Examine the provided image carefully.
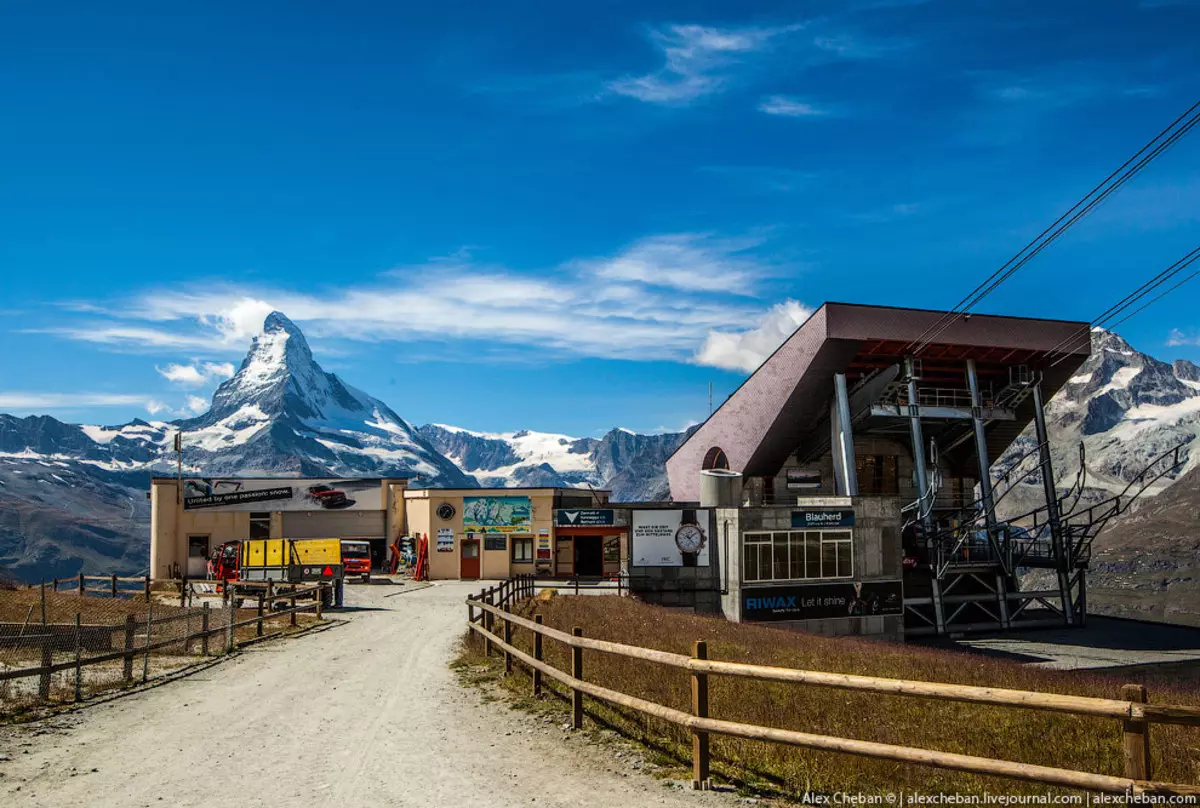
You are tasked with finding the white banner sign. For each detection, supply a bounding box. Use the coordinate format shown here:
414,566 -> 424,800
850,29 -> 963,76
182,478 -> 383,512
632,510 -> 711,567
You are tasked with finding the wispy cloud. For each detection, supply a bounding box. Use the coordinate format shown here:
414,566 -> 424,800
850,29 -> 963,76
1167,328 -> 1200,347
46,233 -> 804,371
693,300 -> 812,372
0,392 -> 155,412
758,95 -> 831,117
608,23 -> 801,104
579,233 -> 773,293
146,396 -> 209,418
156,361 -> 236,386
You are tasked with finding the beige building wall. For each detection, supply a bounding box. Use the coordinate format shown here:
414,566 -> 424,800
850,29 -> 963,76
404,488 -> 593,581
151,477 -> 407,578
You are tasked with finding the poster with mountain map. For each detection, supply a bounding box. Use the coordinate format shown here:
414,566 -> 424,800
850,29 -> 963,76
463,496 -> 532,533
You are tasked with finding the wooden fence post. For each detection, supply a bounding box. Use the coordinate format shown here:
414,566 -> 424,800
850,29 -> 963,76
571,626 -> 584,730
180,576 -> 189,608
226,598 -> 236,653
503,604 -> 513,675
1122,683 -> 1152,781
39,635 -> 52,700
256,592 -> 265,637
142,600 -> 153,683
533,614 -> 544,697
289,594 -> 297,627
575,577 -> 580,597
78,571 -> 85,596
484,589 -> 494,657
111,573 -> 118,598
74,613 -> 83,703
144,575 -> 151,603
123,614 -> 136,680
467,594 -> 476,627
201,603 -> 210,656
691,639 -> 711,790
315,585 -> 324,621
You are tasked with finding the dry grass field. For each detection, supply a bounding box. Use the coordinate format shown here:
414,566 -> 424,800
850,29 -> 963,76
462,595 -> 1200,798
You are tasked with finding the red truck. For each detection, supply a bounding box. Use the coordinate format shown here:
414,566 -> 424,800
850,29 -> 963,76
341,540 -> 371,583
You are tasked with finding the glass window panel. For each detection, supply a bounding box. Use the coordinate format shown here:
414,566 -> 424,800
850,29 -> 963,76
743,544 -> 758,581
773,539 -> 789,580
838,541 -> 853,577
788,532 -> 804,579
822,539 -> 838,578
805,533 -> 821,578
758,545 -> 773,581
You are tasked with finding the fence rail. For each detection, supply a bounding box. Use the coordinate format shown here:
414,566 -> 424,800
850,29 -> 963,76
1,583 -> 329,710
465,576 -> 1199,797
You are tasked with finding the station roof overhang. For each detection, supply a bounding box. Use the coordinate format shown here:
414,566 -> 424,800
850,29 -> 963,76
665,302 -> 1091,502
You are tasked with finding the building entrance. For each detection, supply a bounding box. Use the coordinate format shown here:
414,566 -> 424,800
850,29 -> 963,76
574,535 -> 603,578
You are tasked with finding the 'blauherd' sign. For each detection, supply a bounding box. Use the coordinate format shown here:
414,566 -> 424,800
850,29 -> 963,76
791,509 -> 855,528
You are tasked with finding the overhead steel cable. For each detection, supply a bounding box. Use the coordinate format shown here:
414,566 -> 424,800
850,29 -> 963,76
904,99 -> 1200,356
1046,246 -> 1200,367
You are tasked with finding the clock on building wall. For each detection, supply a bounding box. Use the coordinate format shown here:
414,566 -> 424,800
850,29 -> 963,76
436,503 -> 456,521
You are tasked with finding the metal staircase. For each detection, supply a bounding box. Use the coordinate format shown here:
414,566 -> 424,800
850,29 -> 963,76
903,440 -> 1189,636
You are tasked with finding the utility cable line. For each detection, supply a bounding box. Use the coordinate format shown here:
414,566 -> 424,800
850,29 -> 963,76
1046,245 -> 1200,367
904,99 -> 1200,356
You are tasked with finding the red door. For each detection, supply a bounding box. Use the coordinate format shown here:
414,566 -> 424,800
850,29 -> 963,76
461,539 -> 480,580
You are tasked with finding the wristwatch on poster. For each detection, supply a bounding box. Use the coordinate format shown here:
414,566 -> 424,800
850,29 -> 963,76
674,508 -> 706,568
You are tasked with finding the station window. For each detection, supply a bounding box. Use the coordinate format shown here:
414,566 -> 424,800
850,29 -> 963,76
512,537 -> 534,563
249,512 -> 271,540
856,455 -> 899,495
742,530 -> 852,583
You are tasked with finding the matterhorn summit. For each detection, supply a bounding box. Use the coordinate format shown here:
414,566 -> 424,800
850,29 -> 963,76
177,312 -> 473,484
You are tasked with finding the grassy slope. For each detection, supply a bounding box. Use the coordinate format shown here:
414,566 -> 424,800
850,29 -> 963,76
462,596 -> 1200,798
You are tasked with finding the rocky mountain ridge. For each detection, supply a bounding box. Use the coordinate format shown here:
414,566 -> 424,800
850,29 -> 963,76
0,312 -> 689,580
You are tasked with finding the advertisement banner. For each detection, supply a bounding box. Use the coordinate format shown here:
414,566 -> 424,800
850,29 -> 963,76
436,528 -> 454,553
182,478 -> 383,512
792,509 -> 855,528
631,510 -> 711,567
742,580 -> 903,622
555,509 -> 615,527
786,469 -> 822,490
463,496 -> 532,533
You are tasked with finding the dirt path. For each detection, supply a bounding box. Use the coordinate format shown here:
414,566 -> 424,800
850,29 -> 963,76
0,581 -> 733,807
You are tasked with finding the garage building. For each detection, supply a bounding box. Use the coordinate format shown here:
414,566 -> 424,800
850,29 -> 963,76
150,476 -> 409,578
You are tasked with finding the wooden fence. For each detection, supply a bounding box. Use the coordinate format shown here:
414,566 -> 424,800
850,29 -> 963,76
466,575 -> 1200,798
1,583 -> 329,704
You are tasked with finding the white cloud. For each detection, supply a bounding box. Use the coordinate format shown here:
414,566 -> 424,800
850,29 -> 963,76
758,95 -> 830,117
47,232 -> 806,370
146,396 -> 210,418
0,392 -> 153,411
693,299 -> 813,372
608,23 -> 800,104
581,233 -> 769,293
1167,329 -> 1200,347
156,361 -> 236,386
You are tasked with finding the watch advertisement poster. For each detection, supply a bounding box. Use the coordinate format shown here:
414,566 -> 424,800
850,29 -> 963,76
632,509 -> 711,567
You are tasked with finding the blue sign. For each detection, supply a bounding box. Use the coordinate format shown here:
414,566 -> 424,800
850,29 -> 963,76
555,509 -> 614,527
792,509 -> 855,529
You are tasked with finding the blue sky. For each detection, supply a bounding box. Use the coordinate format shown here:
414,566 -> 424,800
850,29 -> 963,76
2,0 -> 1199,435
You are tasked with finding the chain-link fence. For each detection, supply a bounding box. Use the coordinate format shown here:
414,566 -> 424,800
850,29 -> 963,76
1,581 -> 326,716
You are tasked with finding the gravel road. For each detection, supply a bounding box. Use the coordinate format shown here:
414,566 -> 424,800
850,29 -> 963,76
0,581 -> 732,808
